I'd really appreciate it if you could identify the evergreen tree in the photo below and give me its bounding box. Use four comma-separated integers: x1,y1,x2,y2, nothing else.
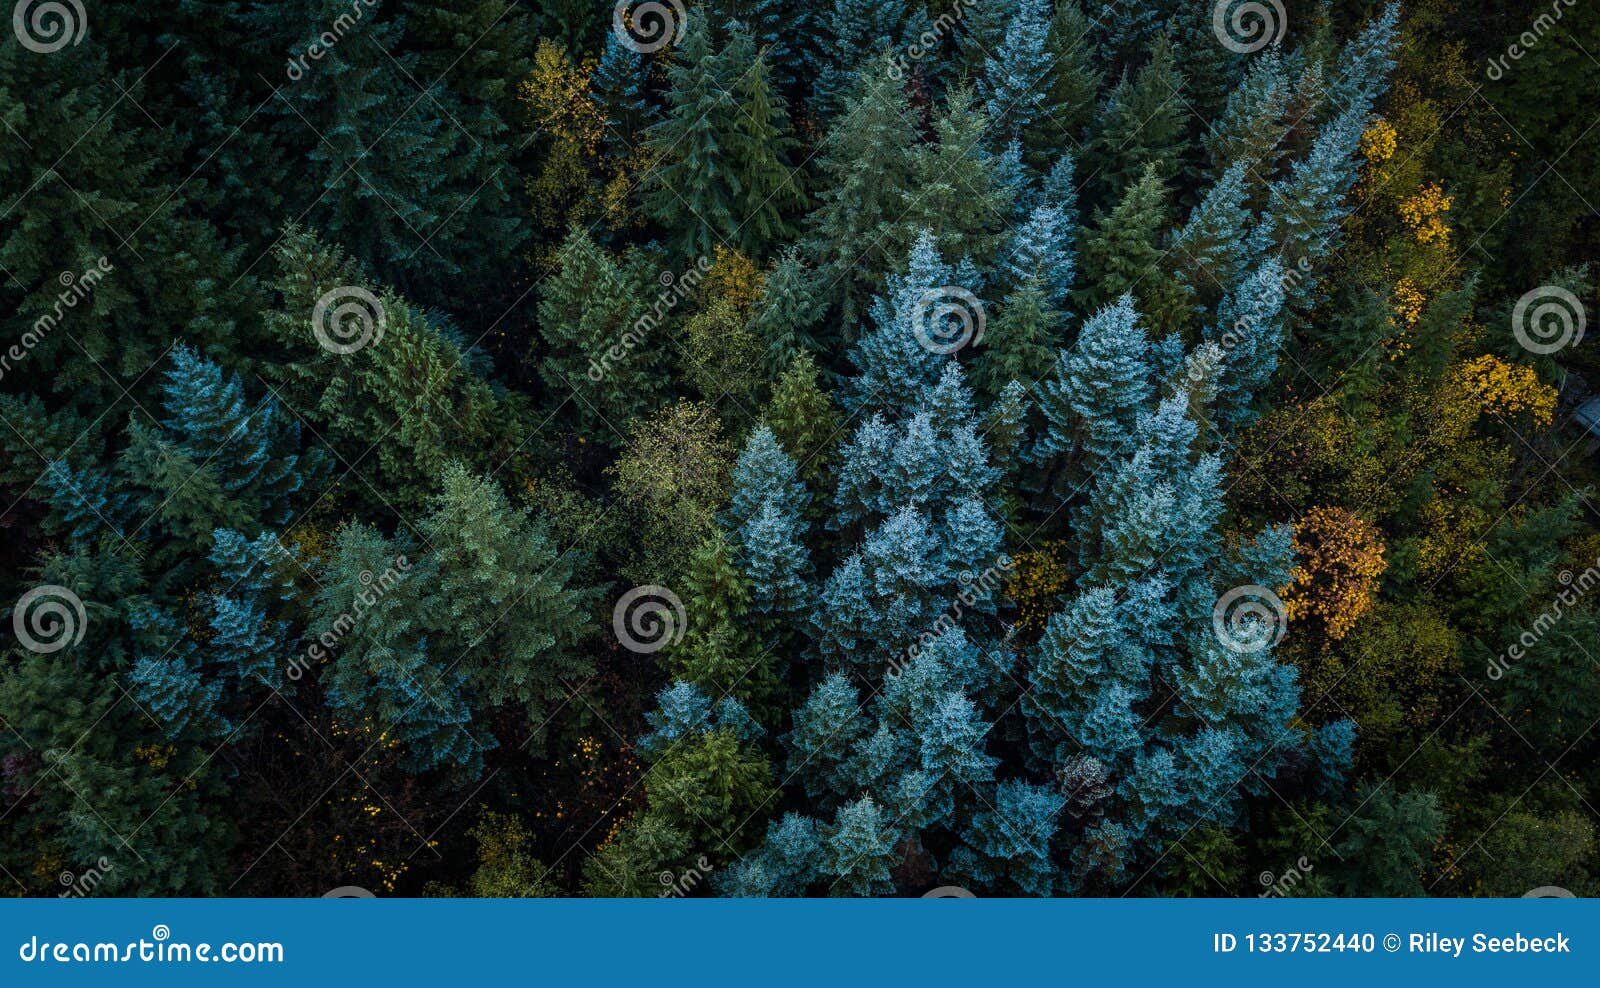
1090,35,1188,198
810,0,920,115
982,0,1052,144
1034,296,1154,469
1170,159,1253,307
1077,166,1189,336
818,796,900,897
646,20,801,258
761,353,843,489
423,464,594,751
804,57,921,315
1026,1,1102,171
974,282,1059,402
1248,109,1367,305
538,228,665,437
748,250,826,373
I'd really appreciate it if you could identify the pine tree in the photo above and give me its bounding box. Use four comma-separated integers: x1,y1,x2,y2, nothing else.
1005,205,1076,307
1207,260,1288,433
748,250,826,373
982,0,1052,144
1202,50,1290,180
313,523,487,777
271,0,524,305
956,779,1064,896
591,32,656,156
975,281,1061,402
156,347,305,525
1170,159,1253,307
907,87,1015,268
728,426,809,534
844,231,965,416
1248,108,1367,307
784,672,867,800
810,0,917,115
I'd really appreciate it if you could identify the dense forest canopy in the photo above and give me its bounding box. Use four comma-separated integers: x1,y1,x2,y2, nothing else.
1,0,1597,898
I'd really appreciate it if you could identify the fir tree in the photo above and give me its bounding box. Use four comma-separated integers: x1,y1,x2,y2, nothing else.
1077,166,1189,336
645,20,801,258
1034,296,1154,470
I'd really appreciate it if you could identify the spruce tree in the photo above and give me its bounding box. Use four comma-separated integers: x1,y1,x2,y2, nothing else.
646,21,801,258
